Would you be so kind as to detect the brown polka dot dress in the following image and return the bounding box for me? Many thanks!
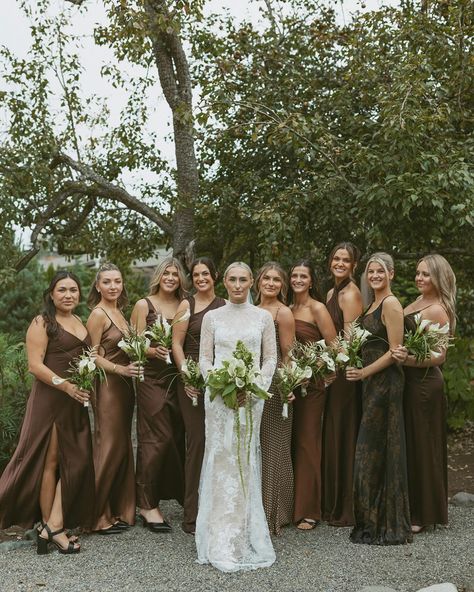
[260,317,294,535]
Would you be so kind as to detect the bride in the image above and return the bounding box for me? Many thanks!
[196,262,277,572]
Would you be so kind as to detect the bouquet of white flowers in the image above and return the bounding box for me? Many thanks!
[181,357,205,406]
[404,314,451,362]
[118,326,150,381]
[276,360,312,418]
[206,340,271,493]
[67,346,106,407]
[335,321,372,369]
[289,339,337,395]
[145,310,190,364]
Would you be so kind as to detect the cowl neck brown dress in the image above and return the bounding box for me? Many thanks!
[322,278,361,526]
[0,322,95,530]
[292,319,326,523]
[92,313,136,528]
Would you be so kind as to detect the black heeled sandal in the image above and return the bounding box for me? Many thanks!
[36,520,79,543]
[37,524,80,555]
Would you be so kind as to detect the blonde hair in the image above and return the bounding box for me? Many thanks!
[148,257,188,300]
[419,254,457,333]
[255,261,288,304]
[87,262,128,309]
[223,261,253,280]
[361,252,395,307]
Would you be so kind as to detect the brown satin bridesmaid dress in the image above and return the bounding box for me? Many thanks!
[92,314,136,528]
[0,324,95,530]
[292,319,326,524]
[135,299,186,513]
[322,278,361,526]
[176,295,226,533]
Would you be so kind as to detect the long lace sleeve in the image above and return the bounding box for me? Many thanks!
[258,311,277,392]
[199,311,215,377]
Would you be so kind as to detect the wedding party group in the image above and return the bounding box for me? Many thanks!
[0,243,456,573]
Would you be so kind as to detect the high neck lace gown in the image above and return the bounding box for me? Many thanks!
[196,301,277,572]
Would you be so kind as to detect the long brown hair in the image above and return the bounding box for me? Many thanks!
[148,257,188,300]
[87,262,129,310]
[255,261,288,304]
[287,259,322,305]
[419,254,457,333]
[327,242,360,281]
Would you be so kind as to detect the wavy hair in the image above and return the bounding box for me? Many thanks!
[287,259,322,305]
[419,254,457,333]
[361,252,394,307]
[42,271,82,338]
[87,262,129,310]
[148,257,188,300]
[255,261,288,304]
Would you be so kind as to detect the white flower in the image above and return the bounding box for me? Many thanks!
[316,339,326,348]
[235,377,245,388]
[161,317,171,336]
[430,350,443,358]
[302,366,313,379]
[418,318,431,332]
[87,360,96,372]
[336,352,350,364]
[321,352,335,372]
[181,361,190,379]
[429,322,450,335]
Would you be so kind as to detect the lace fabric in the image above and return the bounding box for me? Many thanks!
[196,301,277,572]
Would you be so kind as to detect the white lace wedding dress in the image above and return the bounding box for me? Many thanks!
[196,301,277,572]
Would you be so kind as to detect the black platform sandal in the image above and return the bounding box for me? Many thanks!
[36,520,79,543]
[37,524,80,555]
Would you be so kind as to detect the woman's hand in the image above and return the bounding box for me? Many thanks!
[346,366,364,381]
[324,372,337,387]
[65,383,90,405]
[184,385,201,401]
[391,345,408,364]
[155,345,171,362]
[117,362,143,379]
[288,391,296,403]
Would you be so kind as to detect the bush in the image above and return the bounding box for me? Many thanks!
[444,338,474,430]
[0,335,31,472]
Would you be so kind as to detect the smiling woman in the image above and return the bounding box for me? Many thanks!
[0,271,95,555]
[346,252,411,545]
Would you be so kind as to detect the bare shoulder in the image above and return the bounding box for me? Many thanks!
[132,298,150,313]
[382,295,403,313]
[422,303,449,325]
[340,282,361,301]
[277,305,293,322]
[176,298,191,313]
[28,315,47,334]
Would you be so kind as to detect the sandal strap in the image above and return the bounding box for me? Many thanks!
[42,523,65,540]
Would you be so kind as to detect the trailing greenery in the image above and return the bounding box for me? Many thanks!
[0,335,31,472]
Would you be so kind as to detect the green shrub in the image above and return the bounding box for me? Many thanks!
[0,335,32,472]
[444,338,474,430]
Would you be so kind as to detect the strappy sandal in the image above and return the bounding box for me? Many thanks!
[37,524,80,555]
[36,520,79,543]
[297,518,319,531]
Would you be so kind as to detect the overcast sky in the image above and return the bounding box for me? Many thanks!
[1,0,397,244]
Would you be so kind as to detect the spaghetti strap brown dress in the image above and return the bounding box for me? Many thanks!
[92,316,136,528]
[136,299,185,511]
[403,311,448,527]
[260,312,294,535]
[292,319,326,524]
[0,324,95,530]
[176,295,226,533]
[350,299,412,545]
[322,278,361,526]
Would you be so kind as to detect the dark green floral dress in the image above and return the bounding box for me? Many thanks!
[350,298,412,545]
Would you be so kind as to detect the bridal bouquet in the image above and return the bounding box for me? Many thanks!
[181,357,205,406]
[404,314,451,362]
[276,360,312,418]
[289,339,337,395]
[67,346,106,407]
[145,310,190,364]
[206,340,271,492]
[118,326,150,381]
[335,321,372,369]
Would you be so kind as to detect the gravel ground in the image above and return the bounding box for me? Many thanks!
[0,504,472,592]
